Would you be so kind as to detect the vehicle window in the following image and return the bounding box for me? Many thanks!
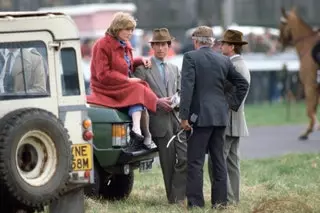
[0,41,49,100]
[60,48,80,96]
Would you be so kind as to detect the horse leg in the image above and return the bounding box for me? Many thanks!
[299,85,319,140]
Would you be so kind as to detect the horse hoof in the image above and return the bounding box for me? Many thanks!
[298,135,308,140]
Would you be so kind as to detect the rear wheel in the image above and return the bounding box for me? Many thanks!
[100,171,134,200]
[84,164,134,200]
[0,108,72,207]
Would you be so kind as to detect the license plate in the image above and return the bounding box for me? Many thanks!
[139,159,153,172]
[71,144,93,171]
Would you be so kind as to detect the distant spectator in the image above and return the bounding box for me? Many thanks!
[81,39,92,59]
[142,32,152,56]
[171,40,182,54]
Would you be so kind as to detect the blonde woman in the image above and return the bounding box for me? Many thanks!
[87,12,172,149]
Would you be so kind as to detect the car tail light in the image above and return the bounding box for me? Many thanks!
[83,130,93,141]
[112,124,129,147]
[82,118,93,141]
[84,170,91,179]
[82,119,92,129]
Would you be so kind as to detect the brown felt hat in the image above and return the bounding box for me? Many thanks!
[192,26,214,38]
[149,28,175,43]
[219,29,248,45]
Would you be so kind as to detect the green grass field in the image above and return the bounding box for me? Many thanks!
[80,102,318,212]
[245,101,320,127]
[38,102,319,213]
[77,153,320,213]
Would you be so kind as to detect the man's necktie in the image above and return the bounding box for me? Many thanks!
[160,62,167,86]
[4,52,13,92]
[0,54,5,72]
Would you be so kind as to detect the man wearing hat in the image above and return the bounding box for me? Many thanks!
[179,26,249,209]
[134,28,187,204]
[208,29,251,204]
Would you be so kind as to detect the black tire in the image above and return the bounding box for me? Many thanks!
[0,108,72,207]
[100,171,134,200]
[84,164,134,200]
[0,184,43,213]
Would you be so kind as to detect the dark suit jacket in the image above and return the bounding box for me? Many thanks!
[134,58,181,137]
[179,47,249,127]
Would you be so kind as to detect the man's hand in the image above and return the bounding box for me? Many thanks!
[142,57,152,68]
[128,77,142,83]
[157,97,172,112]
[181,120,191,131]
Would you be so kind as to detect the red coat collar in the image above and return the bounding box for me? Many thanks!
[105,33,133,50]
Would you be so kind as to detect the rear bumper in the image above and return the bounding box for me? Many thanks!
[117,147,158,164]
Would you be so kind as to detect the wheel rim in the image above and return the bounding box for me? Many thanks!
[15,130,57,186]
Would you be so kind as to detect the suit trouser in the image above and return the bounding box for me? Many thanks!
[153,131,187,203]
[208,135,240,203]
[187,126,227,208]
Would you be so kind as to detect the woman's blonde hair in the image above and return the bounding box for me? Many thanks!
[106,12,136,37]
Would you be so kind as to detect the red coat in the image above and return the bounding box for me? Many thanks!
[86,34,158,112]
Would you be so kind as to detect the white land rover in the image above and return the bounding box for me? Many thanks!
[0,12,94,212]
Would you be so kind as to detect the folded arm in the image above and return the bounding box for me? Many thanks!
[226,60,249,111]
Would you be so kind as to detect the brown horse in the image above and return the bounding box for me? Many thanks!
[279,7,319,140]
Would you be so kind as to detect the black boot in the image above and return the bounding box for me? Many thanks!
[125,131,144,152]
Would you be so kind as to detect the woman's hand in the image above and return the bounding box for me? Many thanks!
[128,77,142,83]
[142,57,152,68]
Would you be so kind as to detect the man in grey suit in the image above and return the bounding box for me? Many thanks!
[134,28,187,204]
[208,29,251,204]
[0,48,47,94]
[179,26,249,209]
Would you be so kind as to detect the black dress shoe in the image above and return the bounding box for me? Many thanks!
[130,131,144,142]
[124,131,144,152]
[124,139,142,152]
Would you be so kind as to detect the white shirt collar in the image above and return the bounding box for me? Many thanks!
[230,54,240,60]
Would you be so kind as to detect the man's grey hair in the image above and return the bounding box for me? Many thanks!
[192,36,215,46]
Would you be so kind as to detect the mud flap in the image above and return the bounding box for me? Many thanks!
[49,188,85,213]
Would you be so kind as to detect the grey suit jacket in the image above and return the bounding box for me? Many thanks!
[179,47,249,127]
[134,58,181,137]
[225,55,251,137]
[8,49,46,93]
